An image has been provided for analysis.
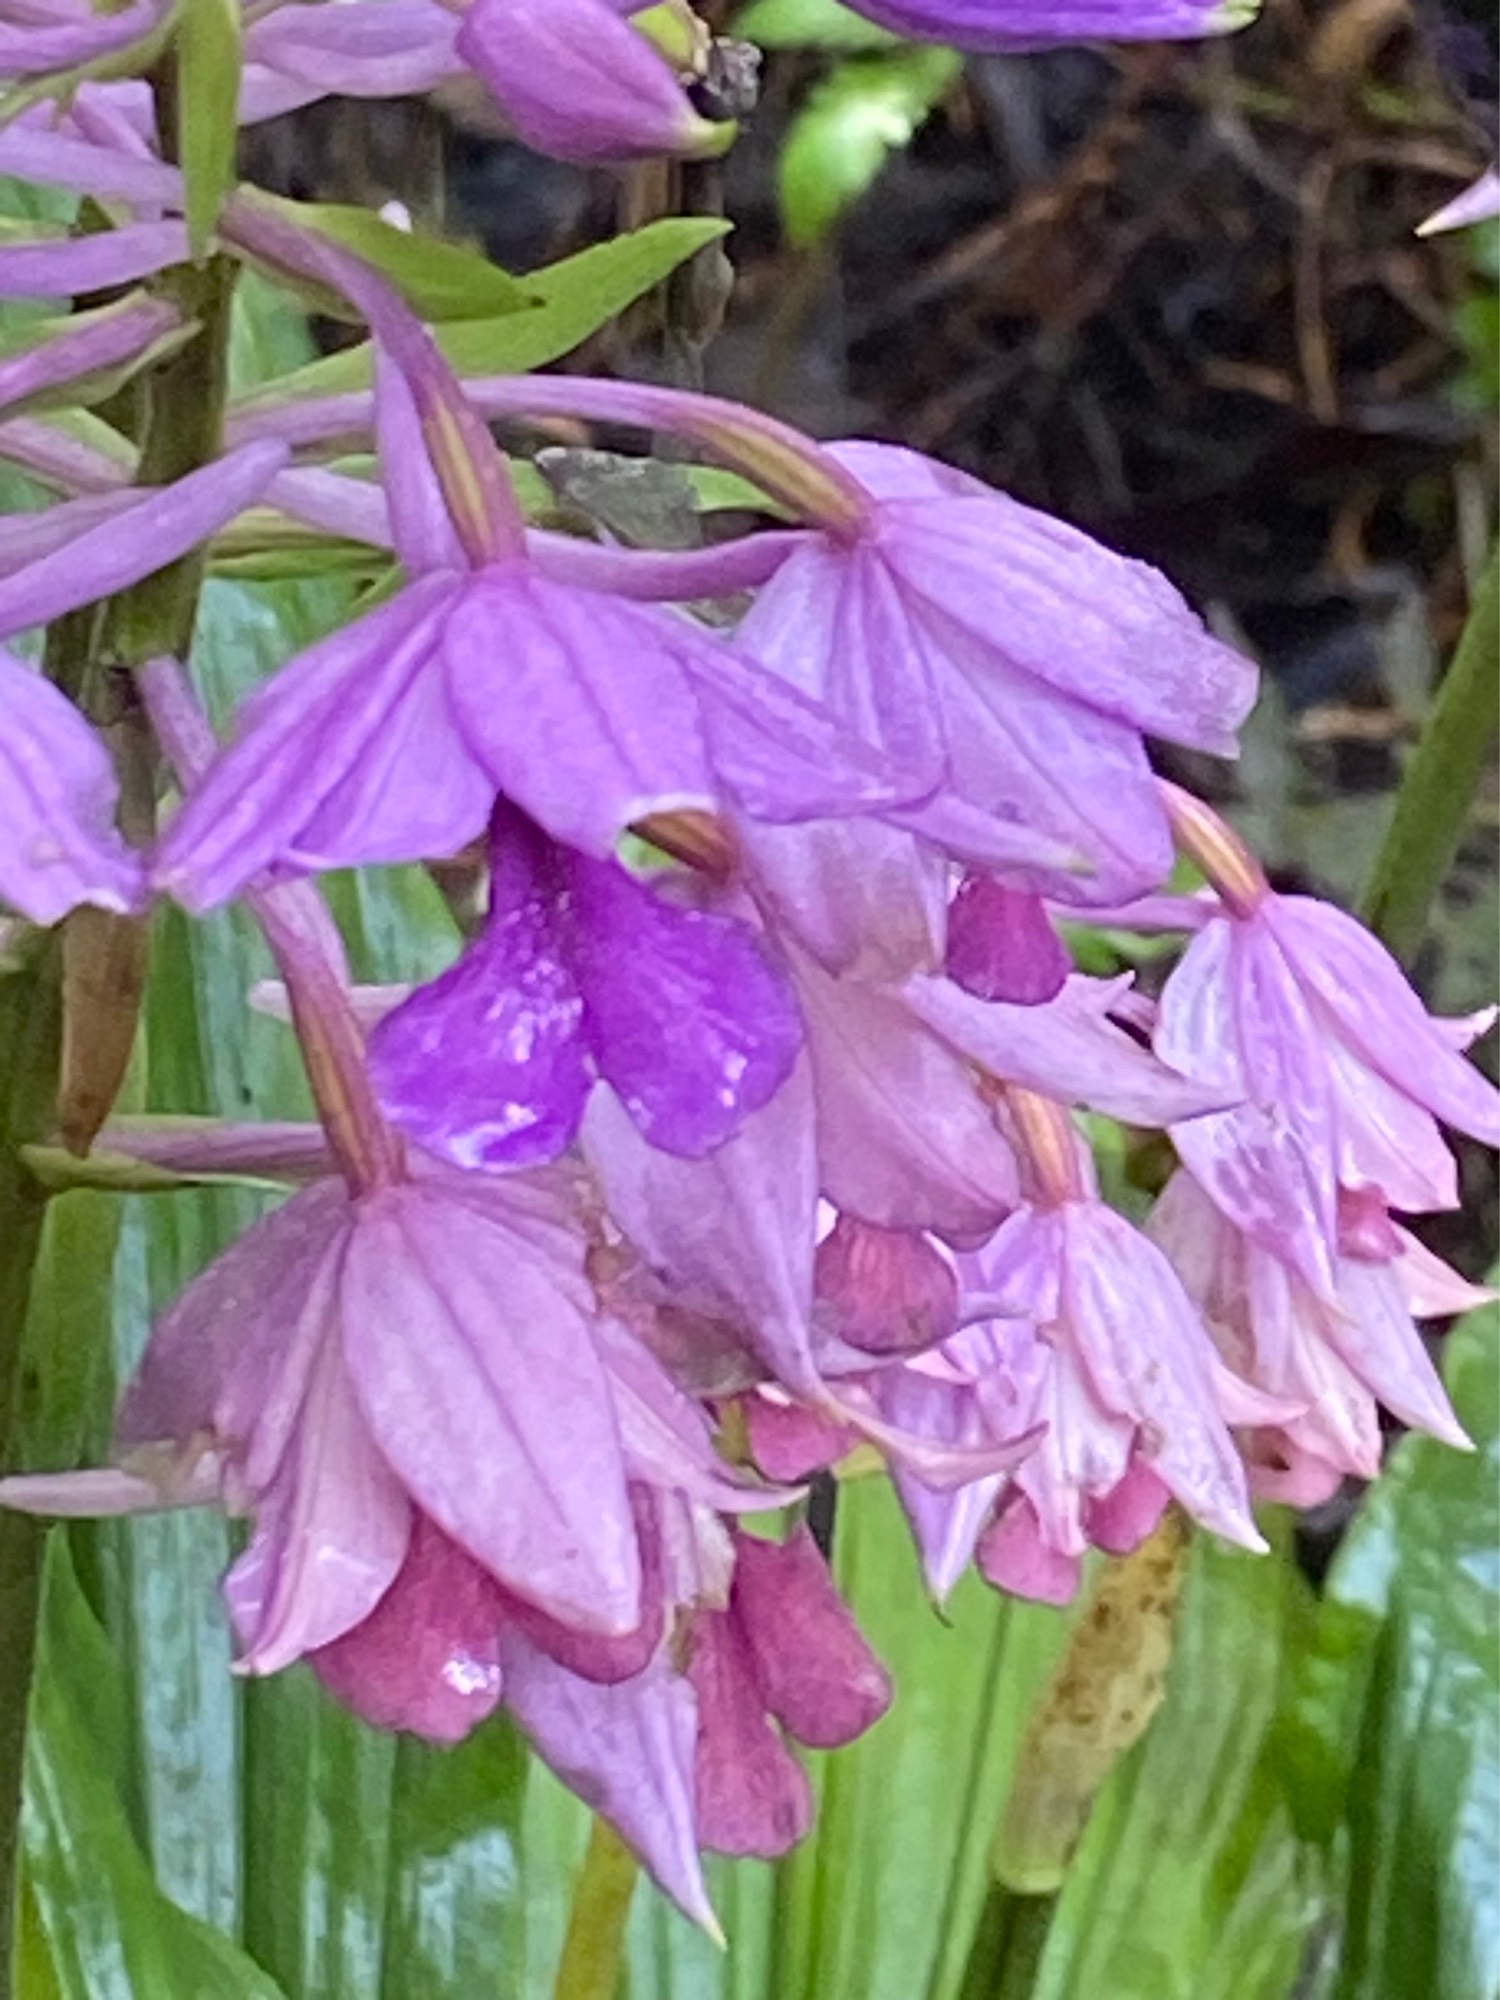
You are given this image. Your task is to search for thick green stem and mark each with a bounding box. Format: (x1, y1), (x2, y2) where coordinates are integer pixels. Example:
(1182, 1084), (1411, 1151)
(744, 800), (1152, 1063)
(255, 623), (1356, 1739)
(0, 942), (64, 2000)
(1362, 541), (1500, 964)
(955, 1884), (1055, 2000)
(0, 232), (238, 1994)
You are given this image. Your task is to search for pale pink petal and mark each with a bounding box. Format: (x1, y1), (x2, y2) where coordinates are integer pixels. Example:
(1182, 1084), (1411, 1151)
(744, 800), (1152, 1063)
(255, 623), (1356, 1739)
(501, 1638), (717, 1930)
(225, 1336), (413, 1675)
(341, 1184), (641, 1635)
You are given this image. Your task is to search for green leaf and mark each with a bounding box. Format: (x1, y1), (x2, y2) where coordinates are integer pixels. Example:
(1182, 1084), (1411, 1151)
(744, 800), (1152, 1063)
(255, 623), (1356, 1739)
(736, 0), (902, 51)
(176, 0), (242, 261)
(779, 51), (960, 249)
(23, 1535), (289, 2000)
(1322, 1288), (1499, 2000)
(234, 218), (730, 406)
(261, 198), (537, 322)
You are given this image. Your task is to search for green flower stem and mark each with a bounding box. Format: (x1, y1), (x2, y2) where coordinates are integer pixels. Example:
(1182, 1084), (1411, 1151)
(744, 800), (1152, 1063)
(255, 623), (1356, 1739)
(551, 1817), (640, 2000)
(0, 942), (65, 2000)
(958, 1513), (1191, 1999)
(1362, 540), (1500, 964)
(0, 217), (238, 1999)
(956, 1884), (1055, 2000)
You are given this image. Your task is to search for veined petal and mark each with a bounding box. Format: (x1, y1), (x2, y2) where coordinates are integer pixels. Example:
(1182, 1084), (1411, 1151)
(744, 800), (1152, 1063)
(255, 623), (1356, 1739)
(1268, 894), (1500, 1147)
(341, 1185), (641, 1635)
(792, 947), (1018, 1243)
(583, 1062), (824, 1398)
(153, 576), (477, 910)
(0, 440), (286, 640)
(904, 972), (1241, 1126)
(117, 1179), (352, 1455)
(442, 572), (716, 858)
(0, 649), (144, 920)
(1059, 1204), (1262, 1548)
(880, 491), (1257, 753)
(500, 1638), (717, 1932)
(225, 1335), (412, 1675)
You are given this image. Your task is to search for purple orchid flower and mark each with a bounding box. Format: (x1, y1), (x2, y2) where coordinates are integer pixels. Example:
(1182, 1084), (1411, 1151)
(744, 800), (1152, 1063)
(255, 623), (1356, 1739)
(457, 0), (735, 165)
(841, 0), (1257, 52)
(1149, 1169), (1481, 1489)
(1155, 785), (1500, 1300)
(973, 1087), (1268, 1553)
(730, 437), (1259, 905)
(0, 649), (146, 921)
(368, 803), (803, 1168)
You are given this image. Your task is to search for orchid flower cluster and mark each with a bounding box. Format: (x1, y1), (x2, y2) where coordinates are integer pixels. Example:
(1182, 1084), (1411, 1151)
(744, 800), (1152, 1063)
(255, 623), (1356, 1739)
(0, 0), (1495, 1936)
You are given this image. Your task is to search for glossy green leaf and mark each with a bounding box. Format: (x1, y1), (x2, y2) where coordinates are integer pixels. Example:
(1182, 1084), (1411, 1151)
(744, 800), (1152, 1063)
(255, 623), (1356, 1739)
(24, 1535), (288, 2000)
(177, 0), (242, 261)
(780, 51), (960, 248)
(235, 218), (731, 406)
(1322, 1290), (1499, 2000)
(264, 198), (537, 322)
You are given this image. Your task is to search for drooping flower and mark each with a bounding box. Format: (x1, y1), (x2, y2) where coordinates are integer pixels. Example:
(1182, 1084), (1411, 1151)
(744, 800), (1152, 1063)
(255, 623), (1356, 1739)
(839, 0), (1257, 51)
(1155, 785), (1500, 1299)
(730, 438), (1259, 904)
(0, 650), (146, 922)
(964, 1087), (1266, 1556)
(368, 802), (802, 1168)
(1148, 1169), (1481, 1491)
(457, 0), (736, 164)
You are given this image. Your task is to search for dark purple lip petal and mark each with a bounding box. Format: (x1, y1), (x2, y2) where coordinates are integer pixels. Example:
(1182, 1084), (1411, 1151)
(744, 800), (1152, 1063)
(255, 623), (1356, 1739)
(570, 855), (804, 1158)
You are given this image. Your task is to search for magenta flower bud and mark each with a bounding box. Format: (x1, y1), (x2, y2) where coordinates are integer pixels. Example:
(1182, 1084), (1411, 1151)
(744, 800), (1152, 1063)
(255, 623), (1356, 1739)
(842, 0), (1258, 51)
(308, 1514), (507, 1742)
(946, 874), (1070, 1004)
(814, 1213), (959, 1356)
(691, 1525), (890, 1856)
(457, 0), (735, 165)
